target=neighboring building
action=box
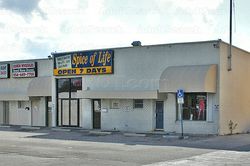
[0,58,53,127]
[1,40,250,135]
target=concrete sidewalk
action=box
[1,125,250,152]
[0,127,250,166]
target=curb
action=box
[0,125,11,128]
[51,128,71,132]
[89,131,112,135]
[124,133,146,137]
[162,135,179,139]
[20,126,41,130]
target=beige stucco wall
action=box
[219,42,250,134]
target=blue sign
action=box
[53,50,114,76]
[177,89,184,98]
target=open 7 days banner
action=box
[53,50,114,76]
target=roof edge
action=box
[0,57,52,63]
[219,40,250,54]
[51,39,222,55]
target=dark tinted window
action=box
[58,78,70,93]
[71,78,82,92]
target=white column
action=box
[82,99,92,129]
[207,93,213,122]
[51,77,57,127]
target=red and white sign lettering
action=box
[12,62,37,78]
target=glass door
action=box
[57,78,81,127]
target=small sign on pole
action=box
[177,97,184,104]
[177,89,184,103]
[177,89,184,138]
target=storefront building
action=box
[0,59,53,127]
[51,39,250,135]
[1,40,250,135]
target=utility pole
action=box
[228,0,233,71]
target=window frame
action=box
[57,77,82,99]
[134,99,143,109]
[18,101,25,109]
[176,93,207,121]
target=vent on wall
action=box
[111,100,120,109]
[131,41,141,47]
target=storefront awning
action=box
[0,80,29,100]
[79,90,159,99]
[27,76,52,96]
[0,93,29,101]
[159,65,217,93]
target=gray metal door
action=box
[3,101,9,124]
[93,99,101,129]
[156,101,164,129]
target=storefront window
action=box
[58,78,70,93]
[57,78,82,99]
[177,93,207,121]
[71,78,82,92]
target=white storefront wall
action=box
[73,41,220,134]
[100,99,154,132]
[0,41,220,134]
[3,40,250,135]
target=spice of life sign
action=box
[12,62,37,78]
[0,64,10,79]
[53,50,114,76]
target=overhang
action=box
[159,65,217,93]
[79,90,158,99]
[27,76,52,96]
[0,93,29,101]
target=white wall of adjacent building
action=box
[0,59,52,126]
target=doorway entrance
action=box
[60,99,79,127]
[155,101,164,130]
[3,101,9,125]
[46,97,52,127]
[93,99,101,129]
[57,78,82,127]
[31,99,41,126]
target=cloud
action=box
[23,38,52,57]
[160,0,224,11]
[0,0,249,62]
[0,0,46,20]
[0,22,5,28]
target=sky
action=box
[0,0,249,61]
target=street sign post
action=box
[177,89,184,138]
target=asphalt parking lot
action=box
[0,126,250,166]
